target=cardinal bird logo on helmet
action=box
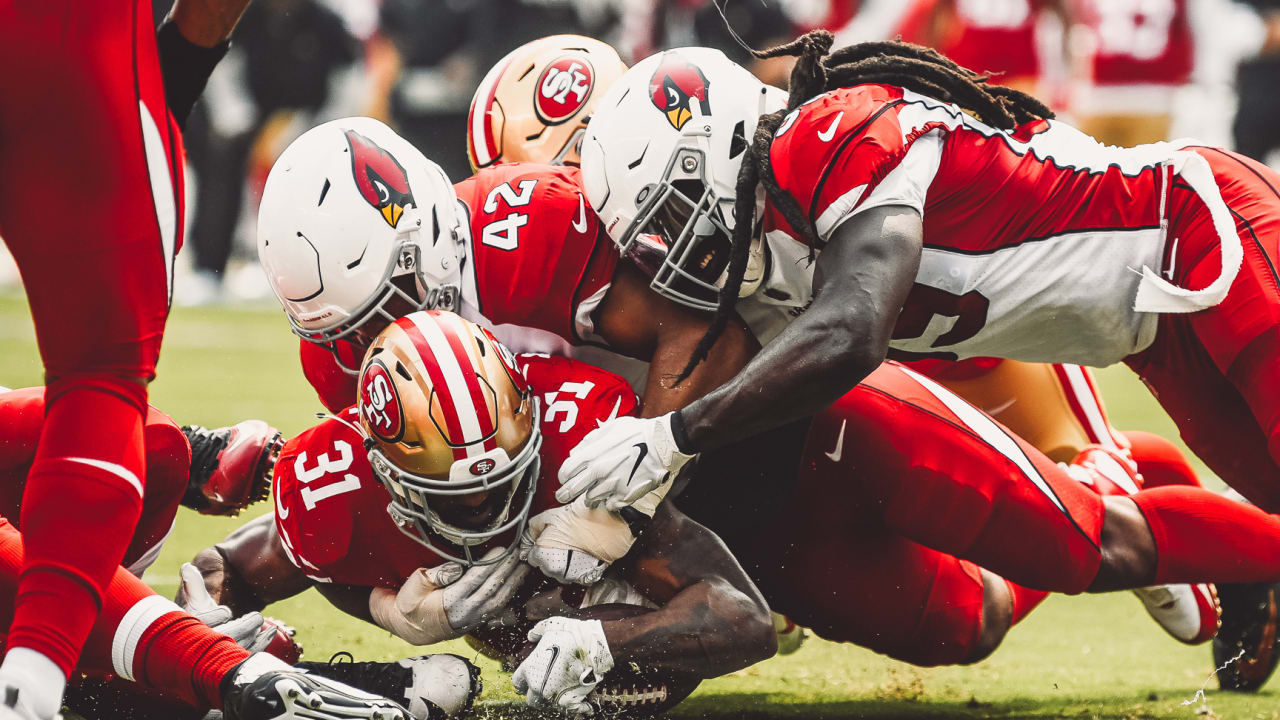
[345,129,415,228]
[649,54,711,130]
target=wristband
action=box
[669,409,695,455]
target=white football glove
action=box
[178,563,277,653]
[369,547,531,645]
[556,413,693,511]
[523,498,637,585]
[511,617,614,716]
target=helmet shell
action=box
[468,35,628,170]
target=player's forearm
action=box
[676,299,880,452]
[168,0,253,46]
[601,578,775,677]
[184,545,270,615]
[678,206,922,453]
[187,514,311,615]
[605,505,775,676]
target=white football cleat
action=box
[1133,583,1221,645]
[221,653,410,720]
[295,653,482,719]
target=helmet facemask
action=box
[617,136,742,311]
[368,403,542,566]
[291,204,463,374]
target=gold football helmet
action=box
[358,310,539,565]
[467,34,628,170]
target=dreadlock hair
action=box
[673,30,1055,384]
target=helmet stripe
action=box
[469,53,514,168]
[436,314,500,452]
[408,313,490,456]
[394,317,469,460]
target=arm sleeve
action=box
[156,18,230,129]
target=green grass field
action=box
[1,292,1275,719]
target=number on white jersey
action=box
[480,179,538,251]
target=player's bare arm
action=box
[559,205,922,510]
[595,263,760,417]
[678,205,922,451]
[602,502,776,676]
[183,514,311,616]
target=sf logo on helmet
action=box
[536,55,595,124]
[360,359,404,442]
[345,129,415,229]
[649,54,710,130]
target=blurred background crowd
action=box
[3,0,1279,305]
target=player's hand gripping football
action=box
[512,617,614,715]
[523,498,637,585]
[556,413,694,511]
[178,563,295,657]
[368,547,531,645]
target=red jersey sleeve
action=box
[769,85,914,243]
[517,353,638,514]
[273,408,439,588]
[299,339,361,413]
[457,164,619,345]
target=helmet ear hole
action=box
[729,120,747,159]
[395,361,413,381]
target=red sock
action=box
[0,514,249,709]
[126,611,249,708]
[1132,486,1280,584]
[1122,431,1202,489]
[10,383,147,675]
[1006,581,1049,626]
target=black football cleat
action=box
[221,655,409,720]
[1213,581,1280,691]
[296,653,481,720]
[183,421,283,516]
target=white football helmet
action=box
[580,48,786,310]
[258,117,465,368]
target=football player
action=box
[0,0,258,712]
[566,38,1280,687]
[184,311,778,714]
[257,115,1219,648]
[0,389,465,720]
[460,31,1210,651]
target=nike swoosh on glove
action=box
[511,617,614,715]
[556,413,693,511]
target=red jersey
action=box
[760,83,1241,367]
[302,163,641,413]
[0,388,189,577]
[1075,0,1192,88]
[273,354,637,587]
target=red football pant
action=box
[813,363,1280,592]
[0,388,190,581]
[0,519,247,708]
[0,0,184,674]
[1127,147,1280,510]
